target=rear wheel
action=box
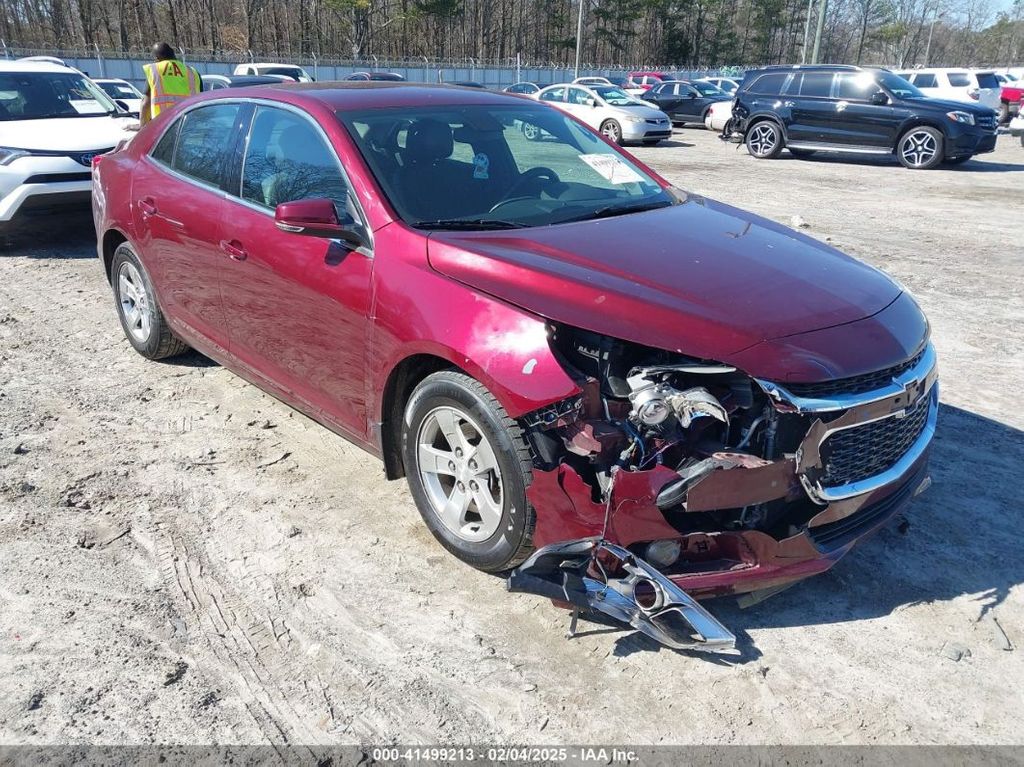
[897,126,943,169]
[745,121,783,159]
[521,121,542,141]
[600,119,623,145]
[402,371,535,572]
[111,242,189,360]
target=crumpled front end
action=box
[509,322,937,649]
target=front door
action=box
[563,86,602,131]
[218,104,374,438]
[131,102,244,350]
[829,72,897,148]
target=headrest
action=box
[406,119,453,163]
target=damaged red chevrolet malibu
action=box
[93,83,937,653]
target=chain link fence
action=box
[0,41,750,89]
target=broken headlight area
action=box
[511,325,936,650]
[507,539,737,653]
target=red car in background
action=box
[92,83,936,652]
[626,71,669,91]
[998,75,1023,122]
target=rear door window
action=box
[975,72,998,89]
[748,73,788,95]
[913,73,938,88]
[947,72,971,87]
[172,103,242,187]
[788,72,834,97]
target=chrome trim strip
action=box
[805,382,939,503]
[786,141,891,155]
[755,342,936,413]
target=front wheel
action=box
[600,119,624,145]
[897,126,943,169]
[111,242,189,359]
[745,121,784,158]
[402,371,535,572]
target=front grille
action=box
[785,348,926,399]
[808,464,925,552]
[820,391,932,488]
[645,118,667,125]
[23,172,92,185]
[977,115,996,129]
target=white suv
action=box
[1,60,135,231]
[232,63,313,82]
[894,68,1001,111]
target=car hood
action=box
[426,195,906,378]
[1,115,135,151]
[901,96,996,116]
[612,103,669,119]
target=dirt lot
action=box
[1,130,1022,747]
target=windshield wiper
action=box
[413,218,528,231]
[553,199,673,225]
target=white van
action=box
[894,68,1001,111]
[0,60,135,230]
[232,63,313,82]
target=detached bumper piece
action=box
[508,539,736,654]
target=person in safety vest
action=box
[140,42,201,126]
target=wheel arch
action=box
[101,228,130,283]
[893,117,948,153]
[744,112,788,141]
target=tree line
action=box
[1,0,1021,68]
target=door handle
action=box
[138,197,157,217]
[219,240,248,261]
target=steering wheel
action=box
[489,167,561,213]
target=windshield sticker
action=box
[70,99,106,114]
[578,154,643,184]
[473,152,490,180]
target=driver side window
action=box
[566,88,591,105]
[241,106,350,214]
[540,87,565,102]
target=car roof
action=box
[0,60,74,73]
[196,81,538,109]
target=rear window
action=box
[748,73,788,95]
[975,72,998,89]
[947,72,971,87]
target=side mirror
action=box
[275,198,367,247]
[870,91,889,105]
[114,99,131,113]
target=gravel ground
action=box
[1,130,1022,747]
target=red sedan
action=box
[93,83,937,652]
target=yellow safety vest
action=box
[144,59,200,119]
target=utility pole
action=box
[924,9,945,67]
[811,0,828,64]
[801,0,814,64]
[574,0,585,80]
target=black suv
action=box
[731,65,998,169]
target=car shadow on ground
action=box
[550,404,1022,663]
[1,213,96,255]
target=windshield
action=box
[340,104,673,230]
[877,71,924,99]
[690,81,724,96]
[0,71,117,120]
[98,81,141,99]
[593,86,642,106]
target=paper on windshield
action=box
[70,100,106,114]
[578,154,644,184]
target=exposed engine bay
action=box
[510,323,938,653]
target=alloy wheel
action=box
[748,124,777,156]
[415,406,504,543]
[522,122,540,140]
[900,130,938,168]
[117,262,152,343]
[601,121,621,142]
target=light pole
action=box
[801,0,814,64]
[924,10,946,67]
[574,0,585,79]
[811,0,828,64]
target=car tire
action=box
[600,119,624,145]
[402,370,535,572]
[897,126,943,170]
[111,242,189,360]
[521,121,542,141]
[745,121,784,159]
[788,148,816,157]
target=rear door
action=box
[131,102,244,350]
[217,103,374,438]
[783,71,835,142]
